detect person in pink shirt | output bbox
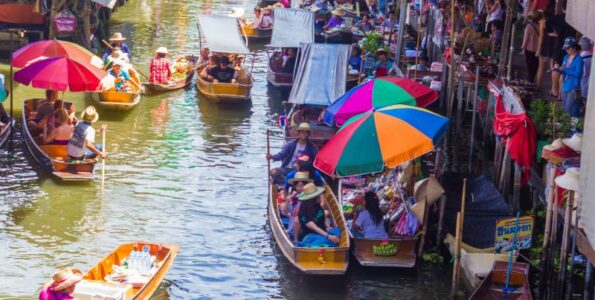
[39,267,83,300]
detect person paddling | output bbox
[67,106,107,161]
[39,267,83,300]
[102,32,131,61]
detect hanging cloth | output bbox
[492,95,537,186]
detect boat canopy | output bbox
[288,43,351,106]
[269,9,315,48]
[91,0,117,9]
[198,15,249,54]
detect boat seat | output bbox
[39,144,69,159]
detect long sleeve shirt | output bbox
[561,54,584,93]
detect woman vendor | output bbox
[149,47,172,84]
[39,267,83,300]
[297,183,340,244]
[281,171,312,241]
[323,8,345,31]
[352,191,389,239]
[374,48,395,77]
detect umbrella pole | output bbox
[9,64,14,146]
[101,124,107,192]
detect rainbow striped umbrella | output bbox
[314,105,449,177]
[323,77,439,127]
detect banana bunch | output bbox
[373,242,399,256]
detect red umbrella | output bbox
[14,57,107,92]
[11,40,103,68]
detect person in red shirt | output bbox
[149,47,172,84]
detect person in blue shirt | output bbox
[102,32,132,61]
[349,46,363,72]
[556,37,584,117]
[284,156,324,192]
[108,60,131,92]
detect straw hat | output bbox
[294,122,311,132]
[331,8,345,16]
[109,32,127,41]
[299,183,325,201]
[375,47,391,56]
[228,7,246,18]
[562,133,582,152]
[543,138,564,151]
[50,267,83,291]
[410,199,426,223]
[288,171,314,184]
[273,2,284,8]
[81,106,99,123]
[555,167,580,191]
[155,47,168,54]
[414,176,445,206]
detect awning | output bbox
[198,15,249,54]
[269,9,314,48]
[289,43,351,106]
[0,4,44,24]
[91,0,117,9]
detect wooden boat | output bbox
[268,184,350,275]
[94,89,141,111]
[267,56,293,89]
[143,56,197,95]
[195,65,253,104]
[82,242,179,300]
[351,236,418,268]
[241,25,273,44]
[22,99,96,181]
[0,117,15,147]
[469,261,533,300]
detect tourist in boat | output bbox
[233,55,251,85]
[207,56,236,83]
[67,106,107,160]
[352,191,389,239]
[108,60,132,92]
[102,32,131,61]
[251,7,273,30]
[200,55,220,81]
[289,105,305,127]
[39,267,83,300]
[281,48,297,74]
[42,109,74,145]
[37,90,59,122]
[297,183,340,244]
[267,122,319,185]
[349,45,363,72]
[149,47,172,84]
[408,55,430,71]
[374,48,395,77]
[284,155,325,191]
[281,171,312,241]
[196,47,210,70]
[323,8,345,31]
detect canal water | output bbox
[0,0,452,299]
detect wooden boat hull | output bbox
[22,99,96,181]
[83,242,179,300]
[0,118,14,147]
[470,261,533,300]
[242,26,272,44]
[266,63,293,89]
[351,236,418,267]
[94,91,141,111]
[269,184,350,275]
[196,67,253,104]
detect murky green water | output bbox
[0,0,452,299]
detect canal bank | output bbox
[0,0,455,298]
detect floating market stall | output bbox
[285,43,350,147]
[267,8,315,90]
[196,15,253,104]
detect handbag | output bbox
[54,8,77,33]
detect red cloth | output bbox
[149,57,171,84]
[492,95,537,186]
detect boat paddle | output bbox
[101,124,108,192]
[266,129,271,201]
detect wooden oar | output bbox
[101,39,114,50]
[266,129,271,200]
[101,124,107,192]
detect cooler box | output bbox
[73,280,133,300]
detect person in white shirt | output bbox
[67,106,107,160]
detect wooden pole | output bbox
[81,0,92,49]
[267,129,271,200]
[394,0,407,68]
[435,195,447,250]
[567,197,580,300]
[468,66,480,174]
[538,164,555,298]
[413,0,424,80]
[101,124,107,192]
[460,178,467,232]
[451,212,463,299]
[558,190,575,299]
[446,0,455,118]
[497,0,516,78]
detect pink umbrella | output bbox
[14,56,107,92]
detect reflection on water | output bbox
[0,0,452,299]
